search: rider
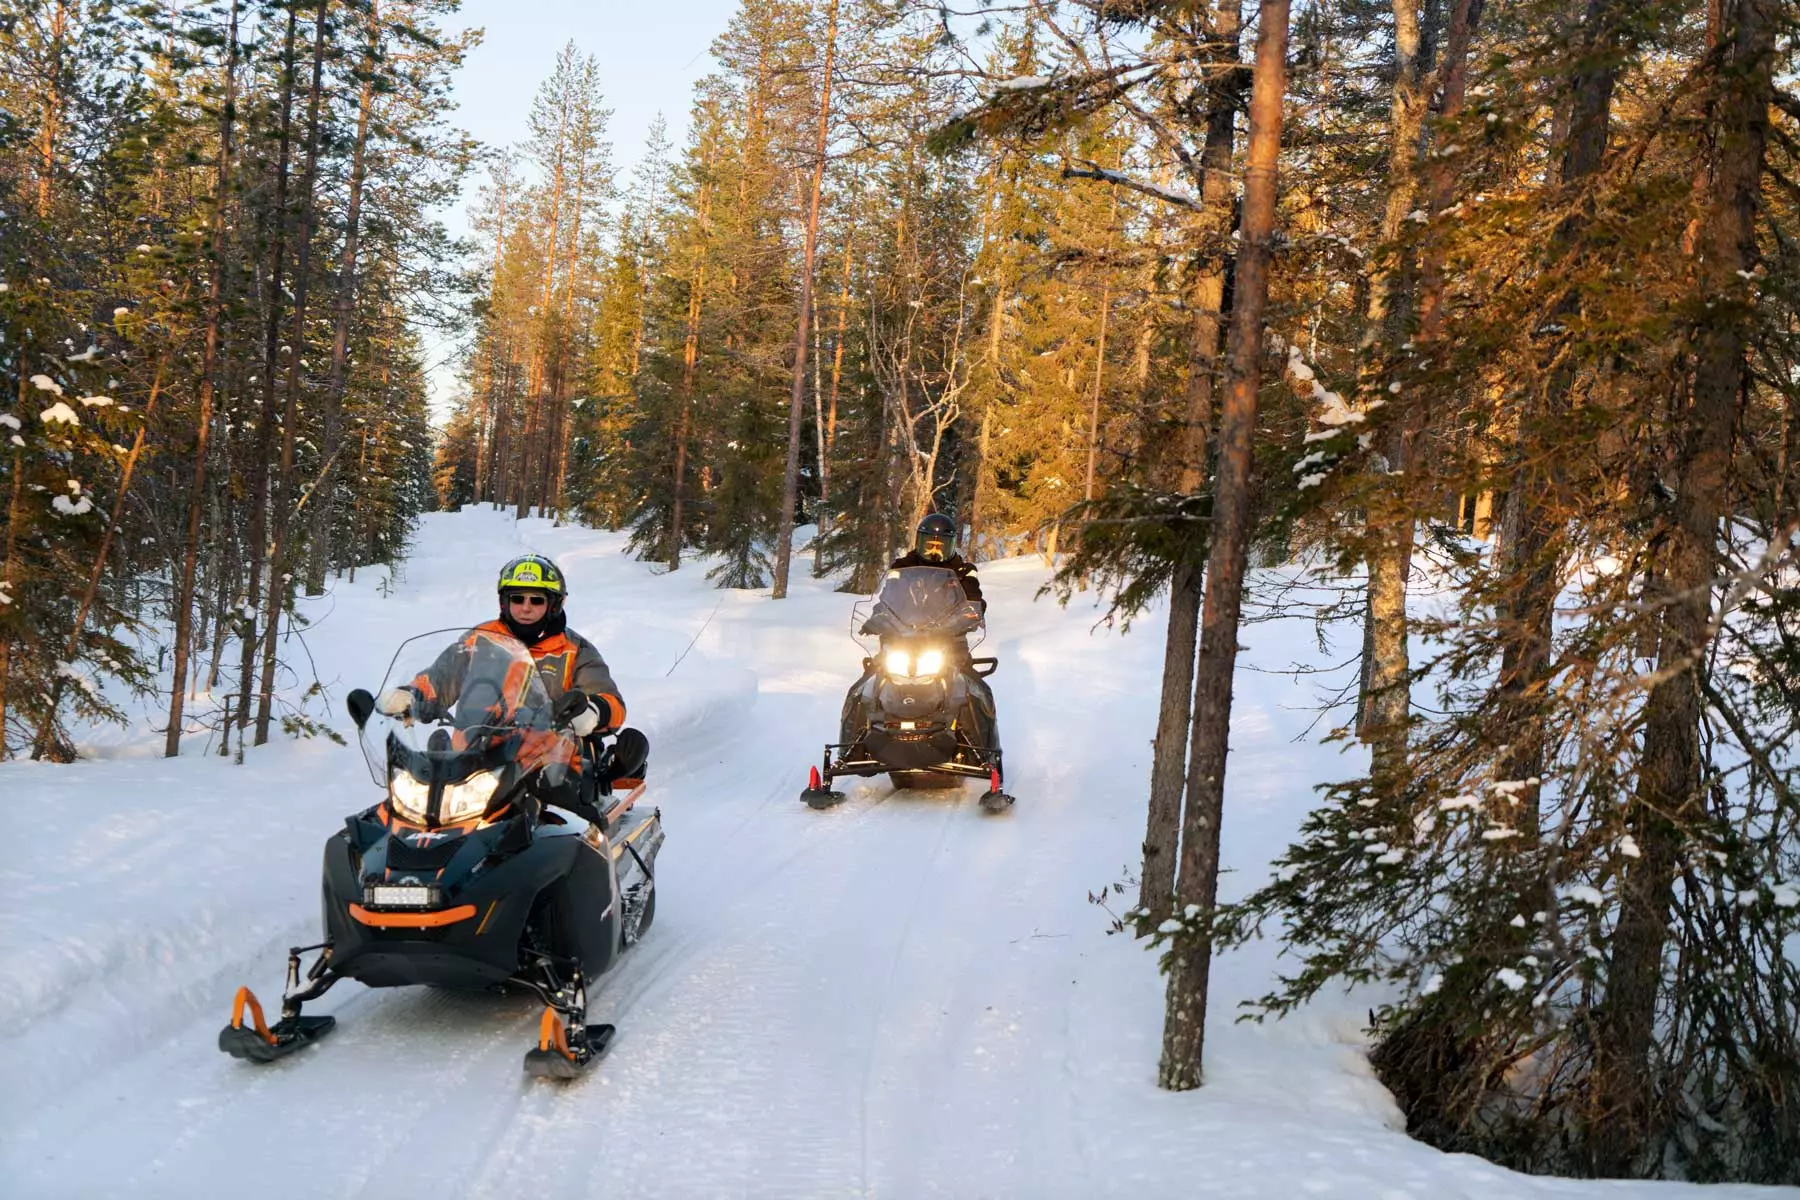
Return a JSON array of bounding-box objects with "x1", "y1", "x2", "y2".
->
[
  {"x1": 377, "y1": 554, "x2": 648, "y2": 794},
  {"x1": 889, "y1": 513, "x2": 984, "y2": 611},
  {"x1": 873, "y1": 513, "x2": 998, "y2": 754}
]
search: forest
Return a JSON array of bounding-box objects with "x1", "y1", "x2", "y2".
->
[{"x1": 4, "y1": 0, "x2": 1796, "y2": 1184}]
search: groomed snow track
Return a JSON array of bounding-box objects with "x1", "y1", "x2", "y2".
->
[{"x1": 0, "y1": 511, "x2": 1768, "y2": 1199}]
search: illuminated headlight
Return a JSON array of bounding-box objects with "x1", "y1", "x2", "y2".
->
[
  {"x1": 884, "y1": 649, "x2": 911, "y2": 677},
  {"x1": 913, "y1": 648, "x2": 945, "y2": 677},
  {"x1": 439, "y1": 770, "x2": 500, "y2": 823},
  {"x1": 389, "y1": 771, "x2": 431, "y2": 823}
]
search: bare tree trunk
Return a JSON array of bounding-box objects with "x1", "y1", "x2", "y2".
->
[
  {"x1": 232, "y1": 5, "x2": 298, "y2": 757},
  {"x1": 1083, "y1": 278, "x2": 1112, "y2": 504},
  {"x1": 166, "y1": 0, "x2": 239, "y2": 759},
  {"x1": 306, "y1": 0, "x2": 380, "y2": 592},
  {"x1": 0, "y1": 379, "x2": 26, "y2": 758},
  {"x1": 255, "y1": 0, "x2": 330, "y2": 747},
  {"x1": 1158, "y1": 0, "x2": 1289, "y2": 1091},
  {"x1": 670, "y1": 141, "x2": 716, "y2": 570},
  {"x1": 31, "y1": 358, "x2": 169, "y2": 756},
  {"x1": 34, "y1": 1, "x2": 68, "y2": 218},
  {"x1": 1418, "y1": 0, "x2": 1486, "y2": 341},
  {"x1": 1140, "y1": 0, "x2": 1243, "y2": 924},
  {"x1": 1592, "y1": 0, "x2": 1772, "y2": 1173},
  {"x1": 772, "y1": 0, "x2": 839, "y2": 599},
  {"x1": 1358, "y1": 0, "x2": 1433, "y2": 791},
  {"x1": 1494, "y1": 0, "x2": 1621, "y2": 819}
]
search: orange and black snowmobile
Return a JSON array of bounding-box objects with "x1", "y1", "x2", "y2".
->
[{"x1": 218, "y1": 628, "x2": 661, "y2": 1079}]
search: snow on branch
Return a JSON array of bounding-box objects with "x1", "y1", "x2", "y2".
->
[{"x1": 1059, "y1": 161, "x2": 1202, "y2": 212}]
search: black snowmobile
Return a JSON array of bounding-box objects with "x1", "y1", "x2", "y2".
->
[
  {"x1": 801, "y1": 564, "x2": 1013, "y2": 812},
  {"x1": 219, "y1": 627, "x2": 662, "y2": 1079}
]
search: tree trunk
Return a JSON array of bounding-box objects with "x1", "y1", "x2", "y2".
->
[
  {"x1": 35, "y1": 1, "x2": 68, "y2": 218},
  {"x1": 670, "y1": 140, "x2": 716, "y2": 570},
  {"x1": 1158, "y1": 0, "x2": 1289, "y2": 1091},
  {"x1": 0, "y1": 381, "x2": 26, "y2": 759},
  {"x1": 1494, "y1": 0, "x2": 1621, "y2": 818},
  {"x1": 1139, "y1": 0, "x2": 1243, "y2": 924},
  {"x1": 1083, "y1": 278, "x2": 1112, "y2": 504},
  {"x1": 233, "y1": 4, "x2": 299, "y2": 757},
  {"x1": 1358, "y1": 0, "x2": 1433, "y2": 791},
  {"x1": 31, "y1": 358, "x2": 169, "y2": 756},
  {"x1": 255, "y1": 0, "x2": 330, "y2": 747},
  {"x1": 772, "y1": 0, "x2": 838, "y2": 599},
  {"x1": 165, "y1": 0, "x2": 239, "y2": 759},
  {"x1": 306, "y1": 0, "x2": 379, "y2": 593},
  {"x1": 1592, "y1": 0, "x2": 1772, "y2": 1172}
]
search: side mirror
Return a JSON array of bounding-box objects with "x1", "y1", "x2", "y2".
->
[{"x1": 347, "y1": 688, "x2": 374, "y2": 730}]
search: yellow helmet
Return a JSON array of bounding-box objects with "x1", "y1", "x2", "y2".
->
[{"x1": 496, "y1": 554, "x2": 566, "y2": 596}]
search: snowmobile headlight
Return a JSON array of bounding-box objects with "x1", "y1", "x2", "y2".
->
[
  {"x1": 884, "y1": 649, "x2": 911, "y2": 677},
  {"x1": 913, "y1": 648, "x2": 946, "y2": 678},
  {"x1": 389, "y1": 770, "x2": 431, "y2": 823},
  {"x1": 439, "y1": 770, "x2": 500, "y2": 824}
]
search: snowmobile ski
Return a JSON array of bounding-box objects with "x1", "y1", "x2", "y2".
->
[
  {"x1": 801, "y1": 764, "x2": 846, "y2": 809},
  {"x1": 979, "y1": 767, "x2": 1016, "y2": 814},
  {"x1": 218, "y1": 986, "x2": 337, "y2": 1063},
  {"x1": 524, "y1": 1006, "x2": 616, "y2": 1079}
]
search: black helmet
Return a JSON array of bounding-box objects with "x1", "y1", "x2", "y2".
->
[
  {"x1": 496, "y1": 554, "x2": 567, "y2": 615},
  {"x1": 915, "y1": 513, "x2": 956, "y2": 562}
]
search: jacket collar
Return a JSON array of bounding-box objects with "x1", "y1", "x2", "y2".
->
[{"x1": 500, "y1": 606, "x2": 566, "y2": 647}]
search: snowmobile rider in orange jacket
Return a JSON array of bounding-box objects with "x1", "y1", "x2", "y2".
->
[
  {"x1": 376, "y1": 554, "x2": 647, "y2": 794},
  {"x1": 888, "y1": 513, "x2": 985, "y2": 612}
]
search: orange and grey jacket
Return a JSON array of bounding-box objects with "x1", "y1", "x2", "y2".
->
[{"x1": 408, "y1": 620, "x2": 627, "y2": 732}]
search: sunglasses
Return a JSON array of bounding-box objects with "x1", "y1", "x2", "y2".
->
[{"x1": 505, "y1": 592, "x2": 549, "y2": 608}]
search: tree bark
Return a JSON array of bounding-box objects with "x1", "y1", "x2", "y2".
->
[
  {"x1": 772, "y1": 0, "x2": 839, "y2": 599},
  {"x1": 306, "y1": 0, "x2": 380, "y2": 592},
  {"x1": 1494, "y1": 0, "x2": 1620, "y2": 819},
  {"x1": 1358, "y1": 0, "x2": 1433, "y2": 791},
  {"x1": 255, "y1": 0, "x2": 330, "y2": 747},
  {"x1": 1139, "y1": 0, "x2": 1243, "y2": 925},
  {"x1": 232, "y1": 4, "x2": 299, "y2": 758},
  {"x1": 31, "y1": 358, "x2": 170, "y2": 757},
  {"x1": 166, "y1": 0, "x2": 239, "y2": 758},
  {"x1": 670, "y1": 135, "x2": 717, "y2": 570},
  {"x1": 1158, "y1": 0, "x2": 1289, "y2": 1091},
  {"x1": 1592, "y1": 0, "x2": 1772, "y2": 1172},
  {"x1": 1083, "y1": 277, "x2": 1112, "y2": 504}
]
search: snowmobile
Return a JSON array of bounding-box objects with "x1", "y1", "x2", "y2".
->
[
  {"x1": 218, "y1": 627, "x2": 662, "y2": 1079},
  {"x1": 801, "y1": 565, "x2": 1014, "y2": 813}
]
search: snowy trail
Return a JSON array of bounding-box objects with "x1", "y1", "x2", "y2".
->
[{"x1": 0, "y1": 511, "x2": 1778, "y2": 1199}]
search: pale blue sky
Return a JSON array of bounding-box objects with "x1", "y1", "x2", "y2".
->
[{"x1": 425, "y1": 0, "x2": 740, "y2": 410}]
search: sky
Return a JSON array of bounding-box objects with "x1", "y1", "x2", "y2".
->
[{"x1": 422, "y1": 0, "x2": 741, "y2": 414}]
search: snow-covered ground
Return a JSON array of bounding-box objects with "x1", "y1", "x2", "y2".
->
[{"x1": 0, "y1": 509, "x2": 1778, "y2": 1199}]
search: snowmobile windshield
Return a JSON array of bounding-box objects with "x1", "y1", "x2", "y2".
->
[
  {"x1": 358, "y1": 628, "x2": 574, "y2": 798},
  {"x1": 861, "y1": 566, "x2": 983, "y2": 643}
]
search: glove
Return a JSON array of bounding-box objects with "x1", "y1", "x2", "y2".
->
[
  {"x1": 568, "y1": 695, "x2": 607, "y2": 737},
  {"x1": 376, "y1": 688, "x2": 415, "y2": 718}
]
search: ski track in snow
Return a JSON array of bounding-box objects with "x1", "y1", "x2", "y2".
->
[{"x1": 0, "y1": 510, "x2": 1780, "y2": 1199}]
